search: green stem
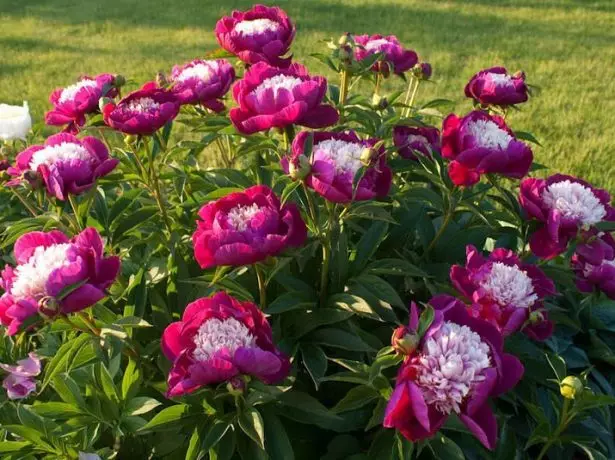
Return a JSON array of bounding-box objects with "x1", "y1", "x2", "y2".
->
[
  {"x1": 402, "y1": 77, "x2": 416, "y2": 117},
  {"x1": 9, "y1": 187, "x2": 38, "y2": 217},
  {"x1": 426, "y1": 197, "x2": 457, "y2": 254},
  {"x1": 302, "y1": 184, "x2": 319, "y2": 231},
  {"x1": 143, "y1": 136, "x2": 173, "y2": 234},
  {"x1": 283, "y1": 125, "x2": 295, "y2": 152},
  {"x1": 255, "y1": 264, "x2": 267, "y2": 308},
  {"x1": 215, "y1": 136, "x2": 231, "y2": 168},
  {"x1": 319, "y1": 203, "x2": 335, "y2": 307},
  {"x1": 98, "y1": 127, "x2": 112, "y2": 151},
  {"x1": 339, "y1": 69, "x2": 351, "y2": 123},
  {"x1": 374, "y1": 73, "x2": 382, "y2": 96},
  {"x1": 536, "y1": 399, "x2": 572, "y2": 460},
  {"x1": 67, "y1": 194, "x2": 83, "y2": 231},
  {"x1": 404, "y1": 79, "x2": 421, "y2": 117}
]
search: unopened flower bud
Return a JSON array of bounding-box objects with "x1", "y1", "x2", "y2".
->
[
  {"x1": 360, "y1": 147, "x2": 376, "y2": 166},
  {"x1": 113, "y1": 74, "x2": 126, "y2": 88},
  {"x1": 513, "y1": 70, "x2": 526, "y2": 80},
  {"x1": 560, "y1": 376, "x2": 583, "y2": 400},
  {"x1": 99, "y1": 97, "x2": 114, "y2": 113},
  {"x1": 39, "y1": 296, "x2": 59, "y2": 318},
  {"x1": 371, "y1": 93, "x2": 388, "y2": 110},
  {"x1": 391, "y1": 326, "x2": 419, "y2": 356},
  {"x1": 339, "y1": 45, "x2": 353, "y2": 64},
  {"x1": 412, "y1": 62, "x2": 432, "y2": 81},
  {"x1": 529, "y1": 310, "x2": 545, "y2": 324},
  {"x1": 289, "y1": 155, "x2": 311, "y2": 181},
  {"x1": 155, "y1": 72, "x2": 168, "y2": 88},
  {"x1": 338, "y1": 33, "x2": 352, "y2": 47},
  {"x1": 227, "y1": 376, "x2": 246, "y2": 396},
  {"x1": 23, "y1": 170, "x2": 42, "y2": 189},
  {"x1": 0, "y1": 159, "x2": 10, "y2": 172}
]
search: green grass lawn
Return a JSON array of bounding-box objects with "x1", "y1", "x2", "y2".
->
[{"x1": 1, "y1": 0, "x2": 614, "y2": 188}]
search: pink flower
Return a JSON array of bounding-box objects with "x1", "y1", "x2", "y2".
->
[
  {"x1": 192, "y1": 185, "x2": 306, "y2": 269},
  {"x1": 229, "y1": 62, "x2": 338, "y2": 135},
  {"x1": 450, "y1": 245, "x2": 556, "y2": 340},
  {"x1": 393, "y1": 126, "x2": 440, "y2": 160},
  {"x1": 169, "y1": 59, "x2": 235, "y2": 111},
  {"x1": 442, "y1": 110, "x2": 533, "y2": 186},
  {"x1": 282, "y1": 130, "x2": 392, "y2": 203},
  {"x1": 0, "y1": 352, "x2": 41, "y2": 400},
  {"x1": 161, "y1": 291, "x2": 290, "y2": 397},
  {"x1": 465, "y1": 67, "x2": 528, "y2": 107},
  {"x1": 0, "y1": 228, "x2": 120, "y2": 335},
  {"x1": 7, "y1": 133, "x2": 118, "y2": 201},
  {"x1": 215, "y1": 4, "x2": 295, "y2": 68},
  {"x1": 102, "y1": 82, "x2": 179, "y2": 135},
  {"x1": 519, "y1": 174, "x2": 615, "y2": 259},
  {"x1": 572, "y1": 230, "x2": 615, "y2": 299},
  {"x1": 45, "y1": 74, "x2": 118, "y2": 133},
  {"x1": 384, "y1": 297, "x2": 523, "y2": 450},
  {"x1": 354, "y1": 35, "x2": 418, "y2": 75}
]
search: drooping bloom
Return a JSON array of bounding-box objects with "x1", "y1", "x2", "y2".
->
[
  {"x1": 450, "y1": 245, "x2": 556, "y2": 340},
  {"x1": 192, "y1": 185, "x2": 306, "y2": 269},
  {"x1": 0, "y1": 352, "x2": 41, "y2": 400},
  {"x1": 169, "y1": 59, "x2": 235, "y2": 111},
  {"x1": 465, "y1": 67, "x2": 528, "y2": 107},
  {"x1": 572, "y1": 230, "x2": 615, "y2": 299},
  {"x1": 0, "y1": 228, "x2": 120, "y2": 335},
  {"x1": 7, "y1": 133, "x2": 118, "y2": 201},
  {"x1": 393, "y1": 126, "x2": 440, "y2": 160},
  {"x1": 354, "y1": 35, "x2": 418, "y2": 75},
  {"x1": 282, "y1": 131, "x2": 392, "y2": 203},
  {"x1": 45, "y1": 74, "x2": 118, "y2": 133},
  {"x1": 229, "y1": 62, "x2": 338, "y2": 134},
  {"x1": 215, "y1": 4, "x2": 295, "y2": 68},
  {"x1": 161, "y1": 291, "x2": 290, "y2": 397},
  {"x1": 442, "y1": 110, "x2": 533, "y2": 186},
  {"x1": 0, "y1": 102, "x2": 32, "y2": 141},
  {"x1": 102, "y1": 82, "x2": 180, "y2": 135},
  {"x1": 384, "y1": 297, "x2": 524, "y2": 450},
  {"x1": 519, "y1": 174, "x2": 615, "y2": 259}
]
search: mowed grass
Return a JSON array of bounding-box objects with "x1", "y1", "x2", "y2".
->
[{"x1": 1, "y1": 0, "x2": 615, "y2": 188}]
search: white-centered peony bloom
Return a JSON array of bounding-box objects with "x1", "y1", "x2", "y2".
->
[
  {"x1": 0, "y1": 102, "x2": 32, "y2": 141},
  {"x1": 192, "y1": 317, "x2": 256, "y2": 362}
]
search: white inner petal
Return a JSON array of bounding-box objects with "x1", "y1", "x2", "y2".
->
[
  {"x1": 416, "y1": 321, "x2": 491, "y2": 414},
  {"x1": 11, "y1": 244, "x2": 72, "y2": 300},
  {"x1": 29, "y1": 142, "x2": 92, "y2": 171},
  {"x1": 487, "y1": 73, "x2": 514, "y2": 87},
  {"x1": 252, "y1": 75, "x2": 302, "y2": 97},
  {"x1": 480, "y1": 262, "x2": 538, "y2": 308},
  {"x1": 542, "y1": 180, "x2": 606, "y2": 225},
  {"x1": 125, "y1": 97, "x2": 160, "y2": 113},
  {"x1": 226, "y1": 203, "x2": 262, "y2": 231},
  {"x1": 193, "y1": 317, "x2": 257, "y2": 362},
  {"x1": 314, "y1": 139, "x2": 365, "y2": 175},
  {"x1": 234, "y1": 18, "x2": 280, "y2": 36},
  {"x1": 177, "y1": 63, "x2": 217, "y2": 83},
  {"x1": 59, "y1": 79, "x2": 99, "y2": 103},
  {"x1": 365, "y1": 39, "x2": 390, "y2": 51},
  {"x1": 465, "y1": 119, "x2": 513, "y2": 150},
  {"x1": 406, "y1": 134, "x2": 429, "y2": 148}
]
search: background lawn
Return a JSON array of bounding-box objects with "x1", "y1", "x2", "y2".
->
[{"x1": 1, "y1": 0, "x2": 614, "y2": 188}]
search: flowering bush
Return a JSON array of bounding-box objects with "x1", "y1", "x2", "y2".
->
[{"x1": 0, "y1": 5, "x2": 614, "y2": 460}]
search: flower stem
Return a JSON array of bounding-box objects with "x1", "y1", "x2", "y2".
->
[
  {"x1": 68, "y1": 194, "x2": 83, "y2": 231},
  {"x1": 536, "y1": 399, "x2": 572, "y2": 460},
  {"x1": 255, "y1": 264, "x2": 267, "y2": 308},
  {"x1": 426, "y1": 196, "x2": 457, "y2": 254},
  {"x1": 143, "y1": 135, "x2": 173, "y2": 234},
  {"x1": 283, "y1": 125, "x2": 295, "y2": 152},
  {"x1": 403, "y1": 78, "x2": 420, "y2": 117},
  {"x1": 9, "y1": 187, "x2": 38, "y2": 217},
  {"x1": 339, "y1": 69, "x2": 351, "y2": 122},
  {"x1": 319, "y1": 203, "x2": 335, "y2": 307},
  {"x1": 302, "y1": 183, "x2": 319, "y2": 231},
  {"x1": 374, "y1": 73, "x2": 382, "y2": 96}
]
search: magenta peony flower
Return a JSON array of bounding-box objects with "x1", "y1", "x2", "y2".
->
[
  {"x1": 519, "y1": 174, "x2": 615, "y2": 259},
  {"x1": 192, "y1": 185, "x2": 306, "y2": 269},
  {"x1": 6, "y1": 133, "x2": 118, "y2": 201},
  {"x1": 384, "y1": 296, "x2": 524, "y2": 450},
  {"x1": 0, "y1": 352, "x2": 41, "y2": 400},
  {"x1": 229, "y1": 62, "x2": 338, "y2": 134},
  {"x1": 161, "y1": 291, "x2": 290, "y2": 397},
  {"x1": 282, "y1": 130, "x2": 392, "y2": 203},
  {"x1": 465, "y1": 67, "x2": 528, "y2": 107},
  {"x1": 45, "y1": 74, "x2": 118, "y2": 133},
  {"x1": 572, "y1": 230, "x2": 615, "y2": 299},
  {"x1": 393, "y1": 126, "x2": 440, "y2": 160},
  {"x1": 442, "y1": 110, "x2": 533, "y2": 186},
  {"x1": 169, "y1": 59, "x2": 235, "y2": 111},
  {"x1": 450, "y1": 245, "x2": 556, "y2": 340},
  {"x1": 354, "y1": 35, "x2": 418, "y2": 75},
  {"x1": 102, "y1": 82, "x2": 179, "y2": 135},
  {"x1": 215, "y1": 4, "x2": 295, "y2": 68},
  {"x1": 0, "y1": 228, "x2": 120, "y2": 335}
]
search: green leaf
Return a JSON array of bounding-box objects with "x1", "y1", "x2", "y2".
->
[
  {"x1": 121, "y1": 358, "x2": 142, "y2": 401},
  {"x1": 203, "y1": 418, "x2": 233, "y2": 452},
  {"x1": 124, "y1": 397, "x2": 162, "y2": 416},
  {"x1": 307, "y1": 328, "x2": 374, "y2": 352},
  {"x1": 0, "y1": 441, "x2": 31, "y2": 453},
  {"x1": 365, "y1": 258, "x2": 428, "y2": 278},
  {"x1": 138, "y1": 404, "x2": 191, "y2": 433},
  {"x1": 265, "y1": 291, "x2": 316, "y2": 314},
  {"x1": 333, "y1": 385, "x2": 379, "y2": 413},
  {"x1": 365, "y1": 399, "x2": 387, "y2": 431},
  {"x1": 185, "y1": 426, "x2": 204, "y2": 460},
  {"x1": 427, "y1": 434, "x2": 464, "y2": 459},
  {"x1": 41, "y1": 333, "x2": 92, "y2": 391},
  {"x1": 301, "y1": 344, "x2": 328, "y2": 389},
  {"x1": 417, "y1": 306, "x2": 435, "y2": 338},
  {"x1": 95, "y1": 362, "x2": 120, "y2": 405},
  {"x1": 352, "y1": 221, "x2": 389, "y2": 273},
  {"x1": 285, "y1": 308, "x2": 353, "y2": 338},
  {"x1": 30, "y1": 402, "x2": 83, "y2": 419},
  {"x1": 238, "y1": 407, "x2": 265, "y2": 450},
  {"x1": 261, "y1": 408, "x2": 294, "y2": 460},
  {"x1": 112, "y1": 205, "x2": 158, "y2": 241},
  {"x1": 350, "y1": 275, "x2": 405, "y2": 309},
  {"x1": 515, "y1": 130, "x2": 542, "y2": 146},
  {"x1": 277, "y1": 391, "x2": 341, "y2": 424}
]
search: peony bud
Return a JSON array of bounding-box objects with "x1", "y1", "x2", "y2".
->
[
  {"x1": 412, "y1": 62, "x2": 432, "y2": 81},
  {"x1": 529, "y1": 310, "x2": 545, "y2": 324},
  {"x1": 38, "y1": 296, "x2": 60, "y2": 318},
  {"x1": 289, "y1": 155, "x2": 311, "y2": 181},
  {"x1": 513, "y1": 70, "x2": 526, "y2": 81},
  {"x1": 339, "y1": 45, "x2": 353, "y2": 64},
  {"x1": 360, "y1": 146, "x2": 376, "y2": 166},
  {"x1": 560, "y1": 375, "x2": 583, "y2": 400},
  {"x1": 338, "y1": 33, "x2": 352, "y2": 47},
  {"x1": 113, "y1": 74, "x2": 126, "y2": 88},
  {"x1": 99, "y1": 97, "x2": 114, "y2": 113},
  {"x1": 155, "y1": 72, "x2": 169, "y2": 88},
  {"x1": 23, "y1": 170, "x2": 42, "y2": 189},
  {"x1": 372, "y1": 93, "x2": 388, "y2": 110},
  {"x1": 226, "y1": 376, "x2": 246, "y2": 396},
  {"x1": 391, "y1": 326, "x2": 420, "y2": 356}
]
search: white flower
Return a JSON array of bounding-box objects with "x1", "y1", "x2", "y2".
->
[{"x1": 0, "y1": 102, "x2": 32, "y2": 141}]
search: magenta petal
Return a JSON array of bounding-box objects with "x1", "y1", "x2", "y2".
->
[
  {"x1": 190, "y1": 357, "x2": 238, "y2": 385},
  {"x1": 408, "y1": 381, "x2": 430, "y2": 432},
  {"x1": 234, "y1": 346, "x2": 283, "y2": 381},
  {"x1": 61, "y1": 284, "x2": 106, "y2": 313},
  {"x1": 13, "y1": 231, "x2": 69, "y2": 264},
  {"x1": 465, "y1": 368, "x2": 496, "y2": 416},
  {"x1": 459, "y1": 404, "x2": 498, "y2": 450},
  {"x1": 161, "y1": 322, "x2": 183, "y2": 361}
]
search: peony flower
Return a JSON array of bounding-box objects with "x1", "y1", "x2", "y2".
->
[
  {"x1": 192, "y1": 185, "x2": 306, "y2": 269},
  {"x1": 354, "y1": 35, "x2": 418, "y2": 75},
  {"x1": 282, "y1": 131, "x2": 392, "y2": 203},
  {"x1": 442, "y1": 110, "x2": 533, "y2": 186},
  {"x1": 7, "y1": 133, "x2": 118, "y2": 201},
  {"x1": 102, "y1": 82, "x2": 179, "y2": 135},
  {"x1": 215, "y1": 4, "x2": 295, "y2": 68},
  {"x1": 519, "y1": 174, "x2": 615, "y2": 259},
  {"x1": 0, "y1": 228, "x2": 120, "y2": 335},
  {"x1": 465, "y1": 67, "x2": 528, "y2": 107},
  {"x1": 169, "y1": 59, "x2": 235, "y2": 111},
  {"x1": 0, "y1": 102, "x2": 32, "y2": 141},
  {"x1": 572, "y1": 230, "x2": 615, "y2": 299},
  {"x1": 229, "y1": 62, "x2": 338, "y2": 135},
  {"x1": 384, "y1": 296, "x2": 524, "y2": 450},
  {"x1": 0, "y1": 352, "x2": 41, "y2": 400},
  {"x1": 393, "y1": 126, "x2": 440, "y2": 160},
  {"x1": 45, "y1": 74, "x2": 118, "y2": 133},
  {"x1": 161, "y1": 291, "x2": 290, "y2": 397},
  {"x1": 450, "y1": 245, "x2": 556, "y2": 340}
]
